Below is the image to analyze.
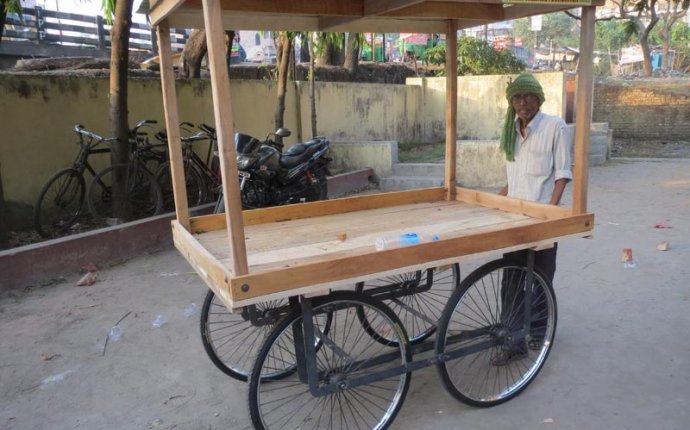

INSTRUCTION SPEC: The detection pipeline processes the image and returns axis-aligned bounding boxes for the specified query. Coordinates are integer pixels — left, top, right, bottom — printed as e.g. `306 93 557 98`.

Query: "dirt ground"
1 158 689 430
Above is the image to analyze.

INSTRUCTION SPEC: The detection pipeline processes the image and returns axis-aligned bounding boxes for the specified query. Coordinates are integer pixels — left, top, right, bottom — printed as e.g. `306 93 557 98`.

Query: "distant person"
492 73 572 365
228 33 246 65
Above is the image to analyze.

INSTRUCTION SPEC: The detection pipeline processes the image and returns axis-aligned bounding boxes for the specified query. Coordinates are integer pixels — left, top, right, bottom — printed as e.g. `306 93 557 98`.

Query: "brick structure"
593 78 690 141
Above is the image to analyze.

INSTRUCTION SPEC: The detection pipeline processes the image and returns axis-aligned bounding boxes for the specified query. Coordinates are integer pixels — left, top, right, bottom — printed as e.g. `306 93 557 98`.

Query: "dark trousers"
501 244 557 336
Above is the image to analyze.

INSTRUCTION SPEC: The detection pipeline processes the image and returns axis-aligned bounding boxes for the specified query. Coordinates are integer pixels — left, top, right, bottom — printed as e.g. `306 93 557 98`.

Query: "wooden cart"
148 1 600 428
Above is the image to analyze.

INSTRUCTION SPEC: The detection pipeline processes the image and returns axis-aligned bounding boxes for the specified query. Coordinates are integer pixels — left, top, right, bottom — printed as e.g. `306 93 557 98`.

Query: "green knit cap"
499 73 545 161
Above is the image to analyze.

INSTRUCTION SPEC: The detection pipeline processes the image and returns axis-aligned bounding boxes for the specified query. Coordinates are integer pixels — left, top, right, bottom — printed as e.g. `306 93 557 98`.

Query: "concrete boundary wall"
0 72 567 220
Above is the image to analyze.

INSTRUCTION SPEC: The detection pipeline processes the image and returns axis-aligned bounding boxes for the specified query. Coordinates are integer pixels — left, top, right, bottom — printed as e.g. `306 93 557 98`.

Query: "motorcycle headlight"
236 155 255 170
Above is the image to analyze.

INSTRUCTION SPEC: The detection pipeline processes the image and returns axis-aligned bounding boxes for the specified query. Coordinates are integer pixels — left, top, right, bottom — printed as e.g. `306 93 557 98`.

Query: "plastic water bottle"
375 233 441 251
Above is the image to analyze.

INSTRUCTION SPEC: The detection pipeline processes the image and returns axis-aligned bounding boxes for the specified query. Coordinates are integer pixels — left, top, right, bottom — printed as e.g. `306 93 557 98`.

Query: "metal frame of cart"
147 1 601 428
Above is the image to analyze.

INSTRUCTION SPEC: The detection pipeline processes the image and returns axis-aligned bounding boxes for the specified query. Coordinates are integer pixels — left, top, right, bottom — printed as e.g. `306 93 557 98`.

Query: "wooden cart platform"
174 187 593 309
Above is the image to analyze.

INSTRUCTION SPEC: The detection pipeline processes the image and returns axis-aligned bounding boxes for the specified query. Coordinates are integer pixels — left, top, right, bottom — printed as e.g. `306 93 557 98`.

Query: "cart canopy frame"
150 0 599 309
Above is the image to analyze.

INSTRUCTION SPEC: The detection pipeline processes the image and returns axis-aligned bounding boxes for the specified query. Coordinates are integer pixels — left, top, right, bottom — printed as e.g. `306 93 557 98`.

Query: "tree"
423 37 525 75
1 0 22 44
274 32 295 143
106 0 135 219
315 32 345 66
343 33 365 74
657 0 690 68
181 30 236 79
611 0 661 76
181 29 207 78
513 12 580 54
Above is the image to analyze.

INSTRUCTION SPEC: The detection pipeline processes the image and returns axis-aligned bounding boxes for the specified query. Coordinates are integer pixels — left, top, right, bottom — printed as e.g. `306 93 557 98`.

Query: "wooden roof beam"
383 2 504 20
364 0 425 16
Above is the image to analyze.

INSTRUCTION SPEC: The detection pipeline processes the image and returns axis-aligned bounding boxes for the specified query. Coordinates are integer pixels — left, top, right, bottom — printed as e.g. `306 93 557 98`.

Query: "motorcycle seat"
280 139 326 169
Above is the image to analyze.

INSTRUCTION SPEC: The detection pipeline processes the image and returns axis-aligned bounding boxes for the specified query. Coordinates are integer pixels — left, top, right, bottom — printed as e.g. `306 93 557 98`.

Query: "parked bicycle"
86 124 166 223
33 124 118 237
153 123 221 212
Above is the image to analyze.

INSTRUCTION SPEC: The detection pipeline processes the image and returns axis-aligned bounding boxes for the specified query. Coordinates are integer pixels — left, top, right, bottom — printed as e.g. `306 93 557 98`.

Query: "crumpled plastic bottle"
152 314 167 328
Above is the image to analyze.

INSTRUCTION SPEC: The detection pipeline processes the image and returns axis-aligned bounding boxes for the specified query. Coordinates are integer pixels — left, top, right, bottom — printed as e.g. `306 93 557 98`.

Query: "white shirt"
505 111 572 204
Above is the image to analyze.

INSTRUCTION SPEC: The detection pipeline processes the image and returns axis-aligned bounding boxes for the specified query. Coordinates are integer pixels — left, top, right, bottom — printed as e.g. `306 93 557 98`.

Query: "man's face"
511 92 542 123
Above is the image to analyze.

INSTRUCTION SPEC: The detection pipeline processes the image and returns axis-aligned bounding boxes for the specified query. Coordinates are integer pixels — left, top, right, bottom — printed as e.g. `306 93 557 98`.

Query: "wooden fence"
3 7 188 53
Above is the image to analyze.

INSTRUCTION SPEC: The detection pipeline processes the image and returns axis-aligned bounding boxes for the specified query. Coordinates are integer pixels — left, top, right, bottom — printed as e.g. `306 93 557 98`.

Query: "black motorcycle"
214 127 331 212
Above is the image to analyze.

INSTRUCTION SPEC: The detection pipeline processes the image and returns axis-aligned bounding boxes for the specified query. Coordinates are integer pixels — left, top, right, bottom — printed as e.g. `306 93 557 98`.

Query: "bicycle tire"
249 291 412 430
356 264 460 346
34 168 85 237
435 258 557 407
155 161 207 212
87 163 163 222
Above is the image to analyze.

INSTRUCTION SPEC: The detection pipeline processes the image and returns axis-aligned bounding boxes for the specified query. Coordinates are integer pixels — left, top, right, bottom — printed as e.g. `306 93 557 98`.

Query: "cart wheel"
435 258 556 407
249 291 412 430
200 290 287 381
355 264 460 346
200 290 332 381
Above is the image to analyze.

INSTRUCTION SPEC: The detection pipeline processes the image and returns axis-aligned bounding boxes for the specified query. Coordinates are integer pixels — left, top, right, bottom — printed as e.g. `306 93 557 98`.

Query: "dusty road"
1 158 689 430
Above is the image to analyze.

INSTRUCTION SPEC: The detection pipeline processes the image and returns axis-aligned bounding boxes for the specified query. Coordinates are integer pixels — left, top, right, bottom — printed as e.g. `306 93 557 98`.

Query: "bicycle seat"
279 139 327 169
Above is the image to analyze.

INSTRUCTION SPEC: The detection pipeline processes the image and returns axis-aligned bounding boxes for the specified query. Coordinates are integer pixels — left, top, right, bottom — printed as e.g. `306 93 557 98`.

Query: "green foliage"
594 20 633 52
398 141 445 163
101 0 115 24
423 37 525 76
3 0 23 14
513 13 579 50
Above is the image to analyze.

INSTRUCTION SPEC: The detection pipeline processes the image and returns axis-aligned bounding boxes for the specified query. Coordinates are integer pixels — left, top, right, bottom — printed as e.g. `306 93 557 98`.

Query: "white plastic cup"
108 326 123 341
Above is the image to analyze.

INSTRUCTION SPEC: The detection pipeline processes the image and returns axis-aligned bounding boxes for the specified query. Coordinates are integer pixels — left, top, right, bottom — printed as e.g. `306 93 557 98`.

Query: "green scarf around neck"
499 73 545 161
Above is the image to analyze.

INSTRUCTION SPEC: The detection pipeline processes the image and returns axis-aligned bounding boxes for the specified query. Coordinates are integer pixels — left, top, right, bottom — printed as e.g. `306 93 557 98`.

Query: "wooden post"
572 6 595 215
156 19 190 230
201 0 249 276
444 20 458 200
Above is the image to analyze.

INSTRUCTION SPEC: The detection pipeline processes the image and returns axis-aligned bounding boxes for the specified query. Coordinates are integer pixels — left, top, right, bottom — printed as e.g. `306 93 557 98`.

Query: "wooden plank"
456 187 571 219
189 188 446 233
149 0 188 26
383 2 503 20
364 0 424 15
228 213 594 301
230 229 590 308
572 6 596 214
240 212 532 272
172 221 235 309
445 19 458 200
201 0 249 276
157 20 190 230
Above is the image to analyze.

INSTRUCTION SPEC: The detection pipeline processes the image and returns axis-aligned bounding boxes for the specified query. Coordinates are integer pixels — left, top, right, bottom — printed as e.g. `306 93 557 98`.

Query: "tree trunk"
344 33 360 74
182 29 207 79
0 2 8 44
310 53 317 137
109 0 134 220
316 38 331 66
274 32 292 144
300 33 310 63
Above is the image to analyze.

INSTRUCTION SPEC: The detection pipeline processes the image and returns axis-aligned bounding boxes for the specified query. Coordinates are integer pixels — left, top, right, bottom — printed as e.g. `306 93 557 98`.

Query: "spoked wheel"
155 161 206 212
34 168 85 237
435 258 556 407
200 290 332 382
87 163 163 222
356 264 460 345
249 291 412 430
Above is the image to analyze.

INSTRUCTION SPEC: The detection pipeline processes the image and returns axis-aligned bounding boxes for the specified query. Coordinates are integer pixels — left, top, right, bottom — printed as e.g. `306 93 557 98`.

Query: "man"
492 73 572 365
